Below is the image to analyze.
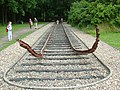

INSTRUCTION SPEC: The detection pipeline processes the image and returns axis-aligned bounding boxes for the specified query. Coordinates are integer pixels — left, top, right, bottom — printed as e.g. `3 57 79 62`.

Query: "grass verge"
0 24 30 38
77 23 120 50
0 31 34 51
0 22 47 51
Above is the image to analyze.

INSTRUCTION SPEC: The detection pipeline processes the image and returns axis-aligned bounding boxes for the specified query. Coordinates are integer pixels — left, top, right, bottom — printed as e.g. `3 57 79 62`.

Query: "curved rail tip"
69 27 100 55
17 39 43 58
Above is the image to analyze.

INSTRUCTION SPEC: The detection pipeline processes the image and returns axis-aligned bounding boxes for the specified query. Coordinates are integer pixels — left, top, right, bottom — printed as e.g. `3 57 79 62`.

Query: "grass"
0 24 29 38
100 32 120 50
0 22 47 51
0 31 34 51
78 23 120 50
0 22 47 38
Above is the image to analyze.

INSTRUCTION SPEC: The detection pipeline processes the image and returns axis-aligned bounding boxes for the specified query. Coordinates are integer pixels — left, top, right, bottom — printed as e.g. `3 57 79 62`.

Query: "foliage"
68 0 120 27
0 0 4 5
8 0 18 13
79 24 120 50
0 0 75 24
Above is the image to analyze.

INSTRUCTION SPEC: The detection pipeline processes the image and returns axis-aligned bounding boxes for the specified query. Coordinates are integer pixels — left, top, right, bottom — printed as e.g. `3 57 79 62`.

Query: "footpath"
0 24 45 50
0 23 53 90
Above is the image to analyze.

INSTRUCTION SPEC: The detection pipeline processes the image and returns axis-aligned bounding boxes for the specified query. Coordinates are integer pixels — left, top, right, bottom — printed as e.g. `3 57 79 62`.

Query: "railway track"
4 23 111 89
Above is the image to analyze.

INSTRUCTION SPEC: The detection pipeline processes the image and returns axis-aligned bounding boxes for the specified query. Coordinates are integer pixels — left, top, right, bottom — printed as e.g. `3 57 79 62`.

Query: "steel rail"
17 23 99 58
3 23 112 90
16 24 55 58
40 25 55 56
16 39 43 58
62 24 100 55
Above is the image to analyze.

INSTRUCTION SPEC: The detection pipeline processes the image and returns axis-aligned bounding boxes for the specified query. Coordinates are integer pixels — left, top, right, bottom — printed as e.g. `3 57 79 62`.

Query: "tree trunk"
13 13 16 23
5 6 8 23
44 11 45 21
2 5 5 25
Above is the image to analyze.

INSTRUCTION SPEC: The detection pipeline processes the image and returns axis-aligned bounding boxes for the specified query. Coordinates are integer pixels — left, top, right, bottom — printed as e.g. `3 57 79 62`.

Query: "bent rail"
63 25 100 55
16 39 43 58
4 24 112 90
17 24 100 58
16 24 55 58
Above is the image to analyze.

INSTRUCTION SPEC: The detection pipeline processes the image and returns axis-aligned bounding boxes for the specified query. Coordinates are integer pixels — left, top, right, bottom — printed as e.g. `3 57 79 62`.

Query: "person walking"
56 20 59 24
29 18 33 29
61 18 63 23
34 18 38 29
7 21 12 41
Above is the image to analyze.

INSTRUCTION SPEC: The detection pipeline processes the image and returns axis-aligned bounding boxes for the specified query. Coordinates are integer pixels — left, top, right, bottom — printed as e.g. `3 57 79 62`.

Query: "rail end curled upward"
16 39 43 58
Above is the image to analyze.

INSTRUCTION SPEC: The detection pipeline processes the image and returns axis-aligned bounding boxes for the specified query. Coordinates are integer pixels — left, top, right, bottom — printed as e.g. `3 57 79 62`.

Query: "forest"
0 0 75 24
68 0 120 27
0 0 120 50
0 0 120 27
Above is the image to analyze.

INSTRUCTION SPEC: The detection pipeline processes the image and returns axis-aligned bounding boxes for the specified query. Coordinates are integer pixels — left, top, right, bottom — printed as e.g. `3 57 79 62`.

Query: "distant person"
61 18 63 23
34 18 38 29
29 18 33 29
21 20 23 24
56 20 59 24
7 21 12 41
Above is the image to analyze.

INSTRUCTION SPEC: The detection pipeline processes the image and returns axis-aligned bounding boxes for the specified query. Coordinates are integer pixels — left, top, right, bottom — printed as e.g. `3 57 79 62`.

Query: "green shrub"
68 0 120 28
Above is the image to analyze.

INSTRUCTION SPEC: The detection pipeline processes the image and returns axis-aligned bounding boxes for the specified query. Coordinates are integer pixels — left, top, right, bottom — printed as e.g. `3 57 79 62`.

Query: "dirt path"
0 24 44 49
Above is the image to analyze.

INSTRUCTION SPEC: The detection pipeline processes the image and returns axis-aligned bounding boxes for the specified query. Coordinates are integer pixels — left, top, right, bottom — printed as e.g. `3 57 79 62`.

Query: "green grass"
78 23 120 50
0 22 47 38
0 22 47 51
0 31 34 51
0 23 29 38
0 25 7 38
100 32 120 50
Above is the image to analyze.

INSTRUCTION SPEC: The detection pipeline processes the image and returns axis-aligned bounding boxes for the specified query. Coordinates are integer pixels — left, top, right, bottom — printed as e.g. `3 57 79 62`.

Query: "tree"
0 0 76 24
68 0 120 26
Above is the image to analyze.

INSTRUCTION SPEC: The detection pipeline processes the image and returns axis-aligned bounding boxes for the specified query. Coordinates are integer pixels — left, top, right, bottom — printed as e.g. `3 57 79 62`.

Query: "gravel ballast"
65 24 120 90
0 23 53 90
0 23 120 90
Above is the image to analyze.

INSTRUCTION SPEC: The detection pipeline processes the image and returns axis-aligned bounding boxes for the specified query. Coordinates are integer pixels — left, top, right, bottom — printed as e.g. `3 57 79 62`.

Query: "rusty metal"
16 39 43 58
65 27 100 55
4 24 111 90
17 24 100 58
16 25 55 58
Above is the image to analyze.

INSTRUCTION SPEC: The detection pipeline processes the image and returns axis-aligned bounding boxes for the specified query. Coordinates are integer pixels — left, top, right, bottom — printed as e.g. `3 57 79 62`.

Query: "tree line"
1 0 119 27
68 0 120 27
0 0 75 24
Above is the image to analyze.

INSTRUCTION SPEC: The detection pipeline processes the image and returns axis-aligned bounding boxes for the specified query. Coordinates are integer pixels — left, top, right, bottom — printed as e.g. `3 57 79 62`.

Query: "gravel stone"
0 22 119 89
